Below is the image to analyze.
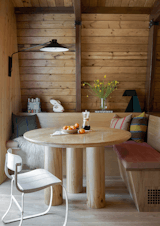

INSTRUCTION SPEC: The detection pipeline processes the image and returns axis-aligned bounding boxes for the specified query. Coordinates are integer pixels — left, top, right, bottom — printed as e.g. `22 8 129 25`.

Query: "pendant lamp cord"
11 41 51 57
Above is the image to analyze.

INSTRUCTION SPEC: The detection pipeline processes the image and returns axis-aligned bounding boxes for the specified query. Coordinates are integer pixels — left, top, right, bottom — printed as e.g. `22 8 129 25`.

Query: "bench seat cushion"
113 141 160 170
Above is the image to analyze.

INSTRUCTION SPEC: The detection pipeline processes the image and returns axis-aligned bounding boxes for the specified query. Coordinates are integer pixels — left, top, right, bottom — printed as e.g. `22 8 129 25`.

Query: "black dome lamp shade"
40 39 69 52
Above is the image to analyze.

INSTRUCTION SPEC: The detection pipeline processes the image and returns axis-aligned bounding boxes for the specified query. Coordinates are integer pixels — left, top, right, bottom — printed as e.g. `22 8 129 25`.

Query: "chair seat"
12 169 62 193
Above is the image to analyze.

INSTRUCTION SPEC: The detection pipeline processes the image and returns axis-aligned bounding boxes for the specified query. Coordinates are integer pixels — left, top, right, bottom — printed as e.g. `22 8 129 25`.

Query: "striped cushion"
130 112 148 143
110 114 132 131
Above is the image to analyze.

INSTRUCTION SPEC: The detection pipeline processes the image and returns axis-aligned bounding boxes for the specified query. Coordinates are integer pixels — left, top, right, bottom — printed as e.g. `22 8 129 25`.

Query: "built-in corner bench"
113 115 160 212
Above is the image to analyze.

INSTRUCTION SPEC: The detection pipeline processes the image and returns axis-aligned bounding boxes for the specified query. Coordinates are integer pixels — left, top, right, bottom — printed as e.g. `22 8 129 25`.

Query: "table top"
23 127 131 148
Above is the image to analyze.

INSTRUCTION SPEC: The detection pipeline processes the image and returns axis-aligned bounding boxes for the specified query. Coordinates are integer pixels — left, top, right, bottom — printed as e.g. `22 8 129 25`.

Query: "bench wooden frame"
115 115 160 212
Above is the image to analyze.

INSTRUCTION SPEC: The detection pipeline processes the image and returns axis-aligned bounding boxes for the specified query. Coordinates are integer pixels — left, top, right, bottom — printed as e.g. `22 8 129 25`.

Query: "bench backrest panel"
18 112 141 128
147 115 160 153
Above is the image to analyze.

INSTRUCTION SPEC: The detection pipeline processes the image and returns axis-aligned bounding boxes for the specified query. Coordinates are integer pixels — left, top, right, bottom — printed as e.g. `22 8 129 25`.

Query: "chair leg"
62 185 68 226
2 185 53 224
19 193 24 226
2 184 68 226
1 179 14 223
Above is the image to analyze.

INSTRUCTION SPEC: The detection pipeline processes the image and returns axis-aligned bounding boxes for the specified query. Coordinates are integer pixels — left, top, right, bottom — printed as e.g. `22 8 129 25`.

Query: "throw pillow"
11 113 38 139
110 114 132 131
130 112 148 143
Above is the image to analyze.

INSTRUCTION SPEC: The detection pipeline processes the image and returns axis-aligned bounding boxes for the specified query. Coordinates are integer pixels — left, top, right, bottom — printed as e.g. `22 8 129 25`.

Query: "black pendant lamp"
40 39 69 52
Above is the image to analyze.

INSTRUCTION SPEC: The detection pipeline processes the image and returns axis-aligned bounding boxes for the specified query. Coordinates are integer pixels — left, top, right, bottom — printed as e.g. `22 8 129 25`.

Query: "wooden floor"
0 176 160 226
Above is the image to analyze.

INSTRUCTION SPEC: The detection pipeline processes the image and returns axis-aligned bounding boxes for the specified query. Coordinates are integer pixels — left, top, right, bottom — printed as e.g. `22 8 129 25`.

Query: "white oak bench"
113 115 160 212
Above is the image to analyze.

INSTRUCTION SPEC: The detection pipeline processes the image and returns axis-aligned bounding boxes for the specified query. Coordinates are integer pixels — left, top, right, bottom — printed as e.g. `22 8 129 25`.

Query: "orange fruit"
71 126 76 130
67 126 72 130
79 128 85 134
75 123 79 129
63 126 68 130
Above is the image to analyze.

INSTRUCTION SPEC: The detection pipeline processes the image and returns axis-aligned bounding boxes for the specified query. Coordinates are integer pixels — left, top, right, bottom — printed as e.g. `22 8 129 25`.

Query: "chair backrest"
6 149 22 172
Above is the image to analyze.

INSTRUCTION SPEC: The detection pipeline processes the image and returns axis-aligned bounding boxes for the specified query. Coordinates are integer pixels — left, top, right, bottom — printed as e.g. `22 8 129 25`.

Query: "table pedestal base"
44 146 63 206
86 147 105 209
66 148 83 193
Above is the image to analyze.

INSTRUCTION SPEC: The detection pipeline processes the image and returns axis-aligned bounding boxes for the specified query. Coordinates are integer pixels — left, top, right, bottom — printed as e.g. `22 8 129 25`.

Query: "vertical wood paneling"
153 28 160 112
17 14 76 112
0 0 21 184
82 14 149 112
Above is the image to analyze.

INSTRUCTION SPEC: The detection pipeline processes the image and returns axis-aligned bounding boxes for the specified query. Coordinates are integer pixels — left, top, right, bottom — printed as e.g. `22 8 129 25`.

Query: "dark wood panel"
82 14 149 21
82 88 146 96
82 21 149 29
21 81 75 89
145 25 158 112
15 7 74 14
82 37 149 44
82 29 149 37
19 59 75 67
22 95 76 103
19 67 75 74
82 52 147 60
18 52 75 60
17 21 74 29
74 0 81 112
82 73 146 82
81 59 147 67
82 67 146 74
21 88 76 96
16 14 75 21
82 6 151 14
82 81 145 89
17 29 75 37
81 44 148 52
20 74 76 82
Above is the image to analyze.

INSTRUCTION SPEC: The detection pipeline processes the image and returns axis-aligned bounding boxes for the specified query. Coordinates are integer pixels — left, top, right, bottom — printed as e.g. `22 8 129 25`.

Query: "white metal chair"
2 148 68 226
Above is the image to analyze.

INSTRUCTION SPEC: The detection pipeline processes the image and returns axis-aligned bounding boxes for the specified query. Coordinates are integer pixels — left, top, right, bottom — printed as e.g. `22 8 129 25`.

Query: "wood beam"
82 7 151 14
15 7 74 14
145 25 158 112
74 0 81 112
145 0 160 112
150 0 160 21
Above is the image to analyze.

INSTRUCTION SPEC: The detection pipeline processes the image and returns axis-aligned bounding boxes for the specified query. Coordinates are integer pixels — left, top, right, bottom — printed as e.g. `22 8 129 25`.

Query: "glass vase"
100 98 107 110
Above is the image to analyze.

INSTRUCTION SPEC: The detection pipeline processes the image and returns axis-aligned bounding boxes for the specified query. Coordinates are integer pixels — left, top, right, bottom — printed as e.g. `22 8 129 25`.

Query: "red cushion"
114 141 160 170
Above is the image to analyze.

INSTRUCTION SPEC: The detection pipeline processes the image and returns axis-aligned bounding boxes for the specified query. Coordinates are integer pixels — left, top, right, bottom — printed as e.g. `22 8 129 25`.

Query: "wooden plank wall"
16 14 76 112
153 28 160 111
81 14 149 112
0 0 21 184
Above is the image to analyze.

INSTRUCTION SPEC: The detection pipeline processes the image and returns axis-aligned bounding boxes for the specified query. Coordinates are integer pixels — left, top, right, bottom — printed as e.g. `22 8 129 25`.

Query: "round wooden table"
24 127 131 209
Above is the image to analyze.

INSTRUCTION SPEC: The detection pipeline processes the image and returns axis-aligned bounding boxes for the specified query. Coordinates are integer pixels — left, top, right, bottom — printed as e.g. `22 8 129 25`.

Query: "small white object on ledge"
50 99 64 112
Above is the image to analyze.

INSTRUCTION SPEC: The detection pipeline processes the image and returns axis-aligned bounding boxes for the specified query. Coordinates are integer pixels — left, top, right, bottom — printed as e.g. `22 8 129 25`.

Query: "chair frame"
2 149 68 226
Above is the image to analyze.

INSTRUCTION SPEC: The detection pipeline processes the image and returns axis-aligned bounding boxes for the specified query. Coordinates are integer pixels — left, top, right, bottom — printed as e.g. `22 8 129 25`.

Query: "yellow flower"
100 82 102 85
104 75 106 78
87 95 89 97
97 79 99 82
99 90 101 92
97 85 99 87
95 85 97 88
108 83 111 86
83 83 85 86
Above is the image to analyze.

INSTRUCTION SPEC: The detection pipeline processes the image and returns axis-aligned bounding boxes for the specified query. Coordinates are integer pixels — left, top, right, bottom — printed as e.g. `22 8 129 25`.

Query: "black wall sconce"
123 90 142 112
8 39 69 77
